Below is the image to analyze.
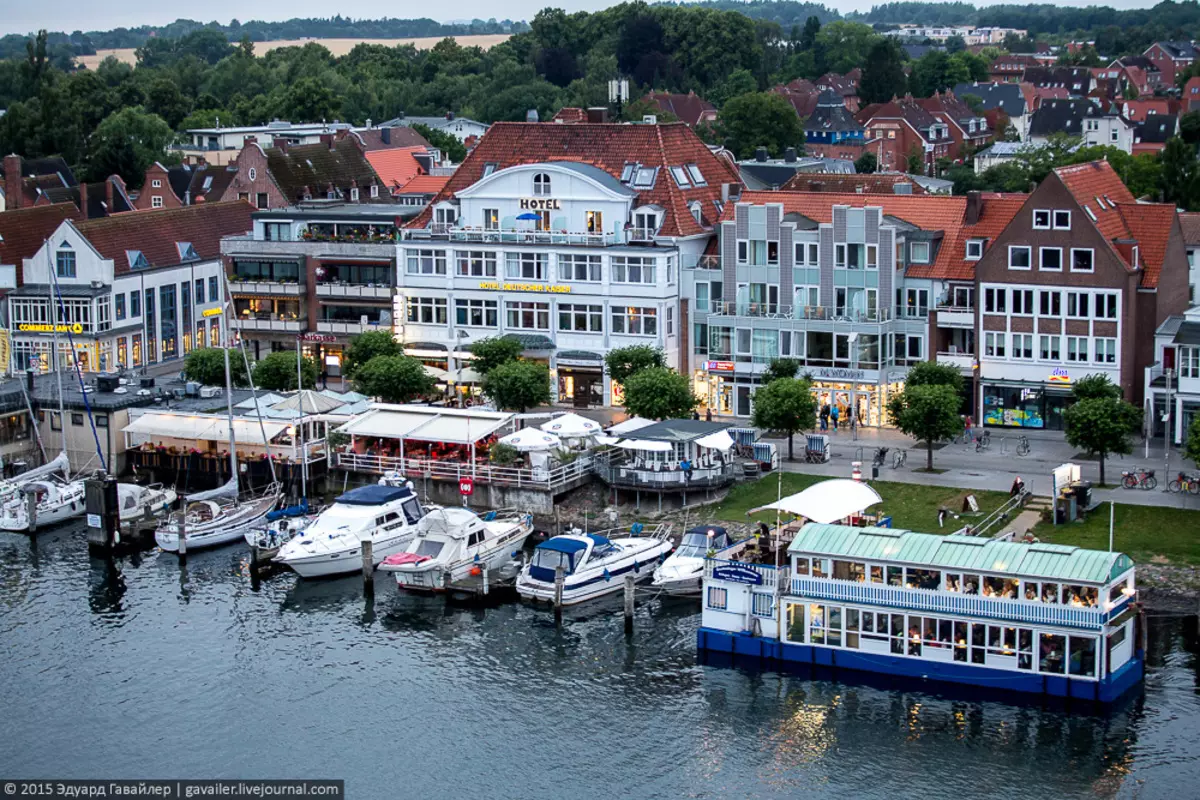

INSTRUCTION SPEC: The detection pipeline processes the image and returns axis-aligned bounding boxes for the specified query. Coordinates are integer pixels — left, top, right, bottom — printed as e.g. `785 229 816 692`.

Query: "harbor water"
2 523 1199 799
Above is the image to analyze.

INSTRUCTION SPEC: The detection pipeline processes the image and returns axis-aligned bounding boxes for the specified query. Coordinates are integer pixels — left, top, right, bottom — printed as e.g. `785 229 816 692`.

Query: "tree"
252 351 317 391
715 91 804 159
945 35 967 54
605 344 665 385
708 68 758 108
1161 137 1200 211
854 152 878 174
353 354 435 403
1181 112 1200 145
1071 373 1122 401
887 384 962 470
483 360 551 412
906 144 925 175
1064 396 1142 486
276 76 340 123
799 16 821 52
471 336 525 376
905 360 965 394
761 357 800 384
621 367 697 421
146 78 192 129
409 122 467 164
184 346 248 388
751 378 816 460
1185 421 1200 467
86 106 174 186
343 330 400 378
859 39 907 105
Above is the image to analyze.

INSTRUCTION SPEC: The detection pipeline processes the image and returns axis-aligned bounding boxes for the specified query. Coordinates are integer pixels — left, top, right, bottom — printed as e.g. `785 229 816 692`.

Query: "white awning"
695 430 735 451
498 429 562 451
607 416 655 435
616 439 673 452
123 414 219 440
206 418 292 445
749 479 882 523
423 365 451 381
540 412 601 438
336 406 512 444
594 435 622 446
408 414 509 445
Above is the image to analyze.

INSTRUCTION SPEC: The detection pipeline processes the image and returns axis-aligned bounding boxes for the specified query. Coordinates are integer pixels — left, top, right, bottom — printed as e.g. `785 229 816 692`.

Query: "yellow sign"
0 330 9 367
478 282 571 294
17 323 84 334
202 307 224 317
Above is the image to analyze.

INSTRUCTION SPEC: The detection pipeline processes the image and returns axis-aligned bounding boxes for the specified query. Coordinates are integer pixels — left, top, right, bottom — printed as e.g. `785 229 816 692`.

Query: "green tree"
1181 112 1200 145
714 91 804 159
1071 373 1122 401
483 360 551 412
799 16 821 52
343 330 401 378
859 39 907 105
252 351 317 391
353 354 435 403
906 144 925 175
761 357 800 384
945 34 967 54
276 76 339 123
184 346 248 387
146 78 192 129
708 68 758 108
1184 421 1200 467
1063 396 1142 486
886 384 962 471
1161 137 1200 211
814 21 878 75
471 336 525 375
751 378 817 460
906 360 965 394
854 151 878 174
605 344 666 385
411 121 467 163
86 106 174 186
621 367 697 421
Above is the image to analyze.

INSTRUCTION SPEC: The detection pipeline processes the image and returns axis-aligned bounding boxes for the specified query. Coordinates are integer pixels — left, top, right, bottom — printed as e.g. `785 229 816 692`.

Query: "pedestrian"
963 414 972 442
819 405 829 431
937 506 948 528
1011 475 1025 497
682 458 693 481
705 407 713 423
830 405 840 431
692 409 700 421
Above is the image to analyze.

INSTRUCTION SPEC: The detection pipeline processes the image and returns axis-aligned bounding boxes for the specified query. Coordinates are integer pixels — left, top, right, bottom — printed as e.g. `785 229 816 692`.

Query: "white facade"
8 221 225 374
391 116 489 144
1029 115 1135 154
175 121 351 165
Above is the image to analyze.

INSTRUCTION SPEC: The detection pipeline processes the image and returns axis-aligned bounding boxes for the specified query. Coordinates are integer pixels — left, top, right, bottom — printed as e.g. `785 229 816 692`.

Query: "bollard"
26 492 37 533
361 538 374 596
554 564 565 624
623 574 635 635
482 567 490 596
177 506 187 560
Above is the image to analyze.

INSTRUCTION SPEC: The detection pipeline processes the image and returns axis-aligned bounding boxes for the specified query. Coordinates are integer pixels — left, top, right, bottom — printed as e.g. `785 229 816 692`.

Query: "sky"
0 0 1170 38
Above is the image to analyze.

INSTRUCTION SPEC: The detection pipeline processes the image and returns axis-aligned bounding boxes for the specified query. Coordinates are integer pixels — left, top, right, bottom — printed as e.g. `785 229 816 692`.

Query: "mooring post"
623 573 635 635
482 567 490 596
554 564 565 624
177 498 187 560
25 491 37 533
361 537 374 597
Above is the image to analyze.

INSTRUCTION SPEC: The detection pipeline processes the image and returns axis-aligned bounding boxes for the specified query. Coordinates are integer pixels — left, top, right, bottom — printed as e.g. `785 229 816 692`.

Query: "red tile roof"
931 195 1027 280
73 201 254 276
352 127 430 151
770 86 819 119
642 91 716 127
400 174 451 194
0 204 81 285
409 121 741 237
1178 211 1200 245
779 172 930 194
552 107 589 124
1118 203 1175 288
1054 160 1135 242
365 146 427 190
1121 98 1172 122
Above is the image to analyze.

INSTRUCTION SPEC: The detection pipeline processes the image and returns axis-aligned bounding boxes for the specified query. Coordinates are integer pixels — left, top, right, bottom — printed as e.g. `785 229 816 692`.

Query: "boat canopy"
187 477 239 504
336 484 414 506
683 525 730 547
421 507 484 538
538 536 590 555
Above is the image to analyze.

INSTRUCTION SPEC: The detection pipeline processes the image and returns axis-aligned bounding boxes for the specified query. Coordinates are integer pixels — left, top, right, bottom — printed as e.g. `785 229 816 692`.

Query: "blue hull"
697 628 1144 704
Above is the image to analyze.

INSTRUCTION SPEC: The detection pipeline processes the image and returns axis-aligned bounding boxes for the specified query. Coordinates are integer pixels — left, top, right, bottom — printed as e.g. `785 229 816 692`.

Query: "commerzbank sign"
478 282 571 293
17 323 84 334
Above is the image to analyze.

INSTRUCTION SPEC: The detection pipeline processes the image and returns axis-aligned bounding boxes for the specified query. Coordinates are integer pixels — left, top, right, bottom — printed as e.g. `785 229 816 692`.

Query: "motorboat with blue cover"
653 525 748 596
516 523 673 606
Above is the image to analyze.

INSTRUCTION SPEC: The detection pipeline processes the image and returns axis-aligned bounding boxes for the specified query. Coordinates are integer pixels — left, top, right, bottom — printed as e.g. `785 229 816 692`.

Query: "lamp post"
1164 368 1174 488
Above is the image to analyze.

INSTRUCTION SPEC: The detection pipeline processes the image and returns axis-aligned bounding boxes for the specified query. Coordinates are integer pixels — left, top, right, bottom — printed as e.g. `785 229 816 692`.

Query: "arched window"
533 173 551 196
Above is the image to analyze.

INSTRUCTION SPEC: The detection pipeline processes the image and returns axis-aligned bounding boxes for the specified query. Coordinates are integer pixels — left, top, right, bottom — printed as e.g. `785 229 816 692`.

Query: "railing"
704 558 782 590
628 227 658 241
593 454 737 490
231 317 304 332
790 577 1105 630
952 489 1030 539
315 284 393 299
935 351 975 370
317 320 387 335
705 302 893 323
684 254 721 270
335 451 593 492
228 280 303 295
935 305 975 328
407 227 620 247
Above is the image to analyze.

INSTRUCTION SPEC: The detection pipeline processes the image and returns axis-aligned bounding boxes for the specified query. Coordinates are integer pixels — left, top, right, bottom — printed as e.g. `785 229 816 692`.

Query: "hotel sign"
478 282 571 294
704 360 735 372
17 323 84 334
518 198 561 211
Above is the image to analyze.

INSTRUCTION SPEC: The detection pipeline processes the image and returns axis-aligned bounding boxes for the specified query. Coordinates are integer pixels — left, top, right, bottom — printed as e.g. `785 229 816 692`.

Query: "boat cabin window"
1018 629 1034 670
1108 577 1132 605
954 621 968 662
869 565 883 583
987 625 1017 657
532 548 575 573
1041 582 1059 603
812 558 830 579
1069 636 1097 677
886 566 903 586
1024 581 1039 601
794 557 810 576
962 574 980 594
401 499 423 525
944 572 961 592
415 540 444 558
907 568 940 591
808 604 842 646
1040 633 1066 674
832 560 865 581
982 576 1018 599
678 531 713 558
1064 584 1098 607
468 530 485 547
845 609 860 647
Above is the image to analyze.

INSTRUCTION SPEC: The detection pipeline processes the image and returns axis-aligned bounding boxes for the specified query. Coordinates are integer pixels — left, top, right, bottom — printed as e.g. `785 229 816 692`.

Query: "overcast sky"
0 0 1168 38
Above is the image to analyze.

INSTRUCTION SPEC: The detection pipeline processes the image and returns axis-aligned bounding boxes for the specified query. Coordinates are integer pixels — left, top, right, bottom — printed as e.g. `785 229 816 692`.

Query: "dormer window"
533 172 551 196
633 167 657 188
350 187 360 202
621 163 636 183
965 239 984 260
176 242 199 262
370 184 379 199
690 202 703 226
126 250 149 270
482 162 498 177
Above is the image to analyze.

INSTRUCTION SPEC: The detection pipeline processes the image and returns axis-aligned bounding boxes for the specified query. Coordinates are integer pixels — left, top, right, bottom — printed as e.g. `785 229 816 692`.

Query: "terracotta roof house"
816 70 861 112
0 203 81 286
770 85 821 120
1144 40 1200 84
219 132 391 209
641 91 717 127
350 126 430 151
1184 76 1200 113
857 96 954 174
1120 98 1173 124
0 155 77 211
780 172 930 195
134 162 237 211
551 107 589 124
918 91 992 157
803 89 870 161
989 54 1040 83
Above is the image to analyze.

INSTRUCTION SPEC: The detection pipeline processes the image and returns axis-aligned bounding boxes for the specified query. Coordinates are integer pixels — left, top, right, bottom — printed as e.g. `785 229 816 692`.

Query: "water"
2 525 1199 799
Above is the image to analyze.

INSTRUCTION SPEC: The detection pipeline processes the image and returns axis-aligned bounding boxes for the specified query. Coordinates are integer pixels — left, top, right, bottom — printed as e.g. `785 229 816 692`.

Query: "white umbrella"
749 479 882 523
448 366 482 384
615 439 672 452
695 429 735 451
608 416 655 436
498 429 563 452
540 412 602 438
594 435 622 446
423 365 451 381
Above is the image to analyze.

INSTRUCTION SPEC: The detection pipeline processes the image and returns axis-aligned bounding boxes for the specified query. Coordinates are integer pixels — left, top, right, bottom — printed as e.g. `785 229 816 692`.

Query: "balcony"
335 452 593 493
628 227 659 242
935 350 975 371
936 305 975 328
222 235 397 260
232 317 304 333
406 227 619 247
315 283 394 300
705 302 893 323
790 577 1106 630
594 453 737 492
228 280 302 296
317 320 387 336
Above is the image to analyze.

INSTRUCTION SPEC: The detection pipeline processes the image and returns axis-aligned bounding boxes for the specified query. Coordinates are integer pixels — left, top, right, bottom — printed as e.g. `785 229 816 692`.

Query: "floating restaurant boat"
378 506 533 592
697 523 1144 702
652 525 747 596
516 524 673 606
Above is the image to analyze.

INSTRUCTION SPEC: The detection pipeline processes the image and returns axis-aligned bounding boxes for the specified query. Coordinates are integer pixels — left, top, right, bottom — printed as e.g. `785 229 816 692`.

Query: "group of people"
818 404 858 432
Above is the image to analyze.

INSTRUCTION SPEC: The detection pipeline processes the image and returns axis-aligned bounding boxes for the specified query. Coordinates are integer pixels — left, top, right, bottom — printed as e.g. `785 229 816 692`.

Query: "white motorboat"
244 500 317 555
274 482 429 578
652 525 748 596
0 477 86 531
379 506 533 592
0 452 71 505
516 524 673 606
117 483 178 521
155 479 280 552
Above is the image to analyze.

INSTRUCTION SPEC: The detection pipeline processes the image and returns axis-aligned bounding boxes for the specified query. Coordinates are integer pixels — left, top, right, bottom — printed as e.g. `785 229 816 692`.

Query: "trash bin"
1071 481 1092 511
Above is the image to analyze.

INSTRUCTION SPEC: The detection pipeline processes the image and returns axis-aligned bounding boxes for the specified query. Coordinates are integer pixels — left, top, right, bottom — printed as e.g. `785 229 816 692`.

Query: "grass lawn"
1033 503 1200 566
706 473 1012 534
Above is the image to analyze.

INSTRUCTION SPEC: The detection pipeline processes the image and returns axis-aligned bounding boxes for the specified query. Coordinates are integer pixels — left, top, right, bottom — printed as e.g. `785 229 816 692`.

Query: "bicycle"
892 448 907 469
1121 467 1157 490
974 430 992 452
872 447 889 468
1168 472 1200 494
1015 435 1030 457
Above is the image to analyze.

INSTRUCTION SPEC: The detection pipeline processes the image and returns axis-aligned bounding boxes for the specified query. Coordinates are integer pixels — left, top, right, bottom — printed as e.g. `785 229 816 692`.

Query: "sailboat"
155 290 281 553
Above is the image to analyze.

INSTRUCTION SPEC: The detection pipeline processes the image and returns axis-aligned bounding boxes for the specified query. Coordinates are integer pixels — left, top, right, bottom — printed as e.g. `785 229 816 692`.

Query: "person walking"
830 405 840 431
819 405 829 431
705 407 713 423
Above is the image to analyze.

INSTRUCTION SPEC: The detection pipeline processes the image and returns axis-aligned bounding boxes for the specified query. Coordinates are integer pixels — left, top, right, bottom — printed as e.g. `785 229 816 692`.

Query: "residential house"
363 145 451 206
350 125 430 152
1119 98 1174 124
1110 56 1162 89
816 70 861 113
1 155 76 212
973 141 1029 174
1132 114 1177 156
641 91 717 127
220 132 390 210
1027 99 1134 153
173 120 354 166
0 204 82 328
918 91 992 159
770 85 821 121
551 107 590 124
378 112 489 145
953 82 1029 140
1143 41 1200 85
989 54 1041 83
1183 76 1200 113
1178 211 1200 305
1021 66 1092 97
737 149 853 191
780 172 930 195
803 89 870 161
857 97 953 175
133 162 237 211
1147 307 1200 443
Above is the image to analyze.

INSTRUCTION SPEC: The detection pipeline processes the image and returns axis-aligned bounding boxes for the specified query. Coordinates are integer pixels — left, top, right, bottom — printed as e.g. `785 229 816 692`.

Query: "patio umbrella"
516 212 542 221
748 479 882 524
695 429 735 451
448 366 483 384
423 365 451 381
615 439 673 452
498 429 563 451
594 435 622 446
540 412 601 438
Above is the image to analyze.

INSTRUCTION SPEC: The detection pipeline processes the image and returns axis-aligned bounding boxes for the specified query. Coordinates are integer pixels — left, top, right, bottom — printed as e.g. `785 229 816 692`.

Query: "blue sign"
711 564 764 585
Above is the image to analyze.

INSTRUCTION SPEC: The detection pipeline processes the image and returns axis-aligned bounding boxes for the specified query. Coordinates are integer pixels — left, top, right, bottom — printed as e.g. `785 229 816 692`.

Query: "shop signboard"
704 360 735 372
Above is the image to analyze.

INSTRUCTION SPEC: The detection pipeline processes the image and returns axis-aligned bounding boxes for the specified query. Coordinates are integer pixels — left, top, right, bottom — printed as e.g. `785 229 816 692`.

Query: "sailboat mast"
47 242 68 479
220 301 238 486
296 340 307 499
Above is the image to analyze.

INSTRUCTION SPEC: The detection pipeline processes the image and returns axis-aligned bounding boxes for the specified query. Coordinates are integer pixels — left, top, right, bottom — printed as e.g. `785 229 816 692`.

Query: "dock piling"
482 567 490 596
177 501 187 560
361 538 374 597
553 564 565 624
25 491 37 533
623 574 635 634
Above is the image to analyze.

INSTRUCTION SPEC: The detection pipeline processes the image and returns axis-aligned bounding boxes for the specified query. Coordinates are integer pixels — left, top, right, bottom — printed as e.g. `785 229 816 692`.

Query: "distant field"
75 34 511 68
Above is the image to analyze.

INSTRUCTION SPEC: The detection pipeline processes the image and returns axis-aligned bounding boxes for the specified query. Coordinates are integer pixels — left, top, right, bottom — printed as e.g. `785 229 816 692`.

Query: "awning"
207 418 292 445
336 406 512 444
616 439 673 452
749 479 882 523
423 365 451 381
695 430 735 451
498 429 562 451
123 413 290 444
540 412 601 438
607 416 656 436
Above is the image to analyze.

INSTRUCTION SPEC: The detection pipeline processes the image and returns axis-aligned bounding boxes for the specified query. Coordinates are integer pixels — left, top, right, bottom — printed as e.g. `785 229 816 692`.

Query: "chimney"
381 127 391 145
784 147 798 163
104 179 114 216
78 182 88 218
4 154 22 210
526 109 540 122
721 183 731 203
366 118 373 129
319 133 335 150
755 147 769 162
273 136 289 153
965 190 982 225
586 107 609 124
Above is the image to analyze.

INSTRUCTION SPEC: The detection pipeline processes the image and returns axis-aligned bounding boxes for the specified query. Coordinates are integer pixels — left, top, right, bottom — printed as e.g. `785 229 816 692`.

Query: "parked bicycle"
1168 472 1200 494
892 448 907 469
974 430 992 452
1015 435 1031 457
1121 467 1157 490
872 447 889 468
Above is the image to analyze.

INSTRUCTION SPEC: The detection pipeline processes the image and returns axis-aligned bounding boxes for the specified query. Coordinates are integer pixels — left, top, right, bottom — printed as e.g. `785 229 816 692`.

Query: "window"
349 188 359 202
611 256 656 284
370 184 379 199
248 167 257 181
984 287 1007 314
1039 290 1061 317
611 306 657 336
752 592 775 618
407 249 447 275
666 306 674 336
1069 635 1097 677
1067 292 1090 319
151 179 162 188
669 166 691 188
1096 293 1118 319
151 196 164 209
1012 333 1033 359
910 241 930 264
1008 245 1031 269
263 223 291 242
835 243 846 267
504 252 547 281
1111 127 1120 143
56 247 76 278
1039 247 1063 271
434 206 457 227
633 167 657 188
894 333 922 364
558 254 601 282
686 163 706 185
558 303 603 332
483 208 499 230
1039 335 1060 361
456 251 498 278
1040 634 1066 674
695 282 710 313
1011 289 1034 315
533 172 551 196
194 279 205 305
966 239 984 260
586 210 604 234
902 288 929 317
455 298 498 328
690 202 702 226
406 297 447 324
1180 346 1200 378
1071 248 1094 272
1066 337 1089 362
115 294 126 321
1095 338 1117 364
985 332 1006 358
1053 210 1071 230
50 412 61 431
505 301 550 330
620 163 636 183
256 193 269 209
707 586 728 610
208 276 218 304
1033 209 1051 229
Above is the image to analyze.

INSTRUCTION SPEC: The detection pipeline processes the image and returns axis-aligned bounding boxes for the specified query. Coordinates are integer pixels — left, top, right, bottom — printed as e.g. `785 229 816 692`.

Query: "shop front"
806 367 899 428
696 360 753 417
554 350 605 408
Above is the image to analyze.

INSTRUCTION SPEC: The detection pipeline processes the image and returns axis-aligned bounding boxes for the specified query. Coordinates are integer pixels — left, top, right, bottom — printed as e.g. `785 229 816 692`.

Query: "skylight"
1083 205 1097 221
620 163 637 183
686 163 706 185
126 250 149 269
633 167 657 188
176 242 199 261
669 166 691 188
482 162 498 177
